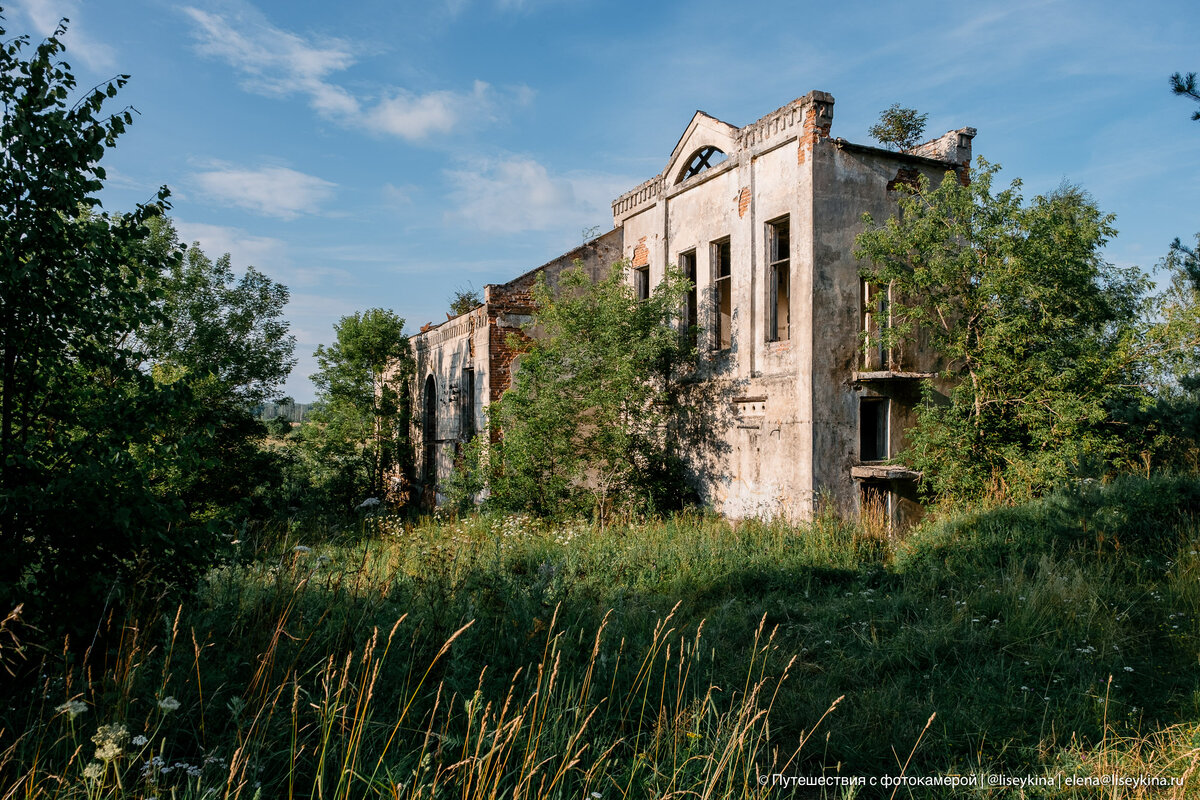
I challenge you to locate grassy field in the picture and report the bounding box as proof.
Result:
[3,474,1200,798]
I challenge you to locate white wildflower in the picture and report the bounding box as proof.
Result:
[56,699,87,719]
[356,497,381,510]
[1123,666,1134,673]
[292,545,312,555]
[83,762,104,781]
[92,723,129,761]
[132,735,148,747]
[158,696,181,713]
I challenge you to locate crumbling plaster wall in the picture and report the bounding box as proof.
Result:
[409,229,622,495]
[611,93,835,520]
[411,306,488,494]
[407,91,972,524]
[808,136,970,517]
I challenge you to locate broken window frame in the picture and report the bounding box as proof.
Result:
[679,249,698,349]
[678,145,727,182]
[859,395,890,462]
[860,278,892,370]
[711,238,732,351]
[766,216,790,342]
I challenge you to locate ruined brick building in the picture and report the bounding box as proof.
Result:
[409,90,974,524]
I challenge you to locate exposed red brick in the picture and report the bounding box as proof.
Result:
[886,167,920,193]
[632,236,649,268]
[797,99,832,166]
[737,187,750,218]
[483,283,537,409]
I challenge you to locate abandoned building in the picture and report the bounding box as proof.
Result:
[408,90,974,525]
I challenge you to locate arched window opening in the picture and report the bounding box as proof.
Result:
[423,375,437,483]
[677,146,727,183]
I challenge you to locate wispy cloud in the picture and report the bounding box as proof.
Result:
[446,155,630,234]
[173,220,289,271]
[181,4,527,142]
[181,5,360,117]
[12,0,116,71]
[366,80,494,141]
[191,165,337,220]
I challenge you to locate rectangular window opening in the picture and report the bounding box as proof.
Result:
[860,279,891,370]
[860,482,893,528]
[713,239,731,351]
[680,250,698,349]
[634,265,650,301]
[767,217,790,342]
[859,396,889,462]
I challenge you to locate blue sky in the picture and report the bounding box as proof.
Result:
[9,0,1199,401]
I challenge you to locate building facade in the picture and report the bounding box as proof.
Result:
[409,90,974,524]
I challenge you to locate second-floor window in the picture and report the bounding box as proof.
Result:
[767,217,790,342]
[680,249,697,349]
[712,239,731,350]
[634,265,650,301]
[860,396,889,462]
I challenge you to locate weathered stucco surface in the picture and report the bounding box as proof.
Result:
[406,91,973,524]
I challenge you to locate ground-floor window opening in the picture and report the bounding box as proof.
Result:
[423,374,437,483]
[461,368,475,439]
[859,481,893,531]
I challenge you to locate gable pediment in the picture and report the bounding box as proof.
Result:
[665,111,739,186]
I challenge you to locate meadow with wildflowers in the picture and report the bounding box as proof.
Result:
[1,473,1199,798]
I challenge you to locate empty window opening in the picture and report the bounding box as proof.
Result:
[767,217,790,341]
[423,375,437,482]
[461,368,475,439]
[680,250,698,348]
[713,239,732,350]
[860,481,893,528]
[678,146,727,182]
[861,279,891,370]
[859,396,889,462]
[634,265,650,301]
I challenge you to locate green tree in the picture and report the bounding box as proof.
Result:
[307,309,413,506]
[112,216,299,525]
[854,161,1149,501]
[486,262,695,520]
[135,216,296,406]
[0,18,221,629]
[868,103,929,151]
[448,284,481,317]
[1170,71,1200,121]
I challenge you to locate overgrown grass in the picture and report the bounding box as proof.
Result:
[3,474,1200,798]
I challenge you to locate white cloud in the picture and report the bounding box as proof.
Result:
[173,221,288,272]
[12,0,115,71]
[182,6,360,117]
[191,165,336,220]
[181,5,524,142]
[366,81,493,141]
[446,155,630,234]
